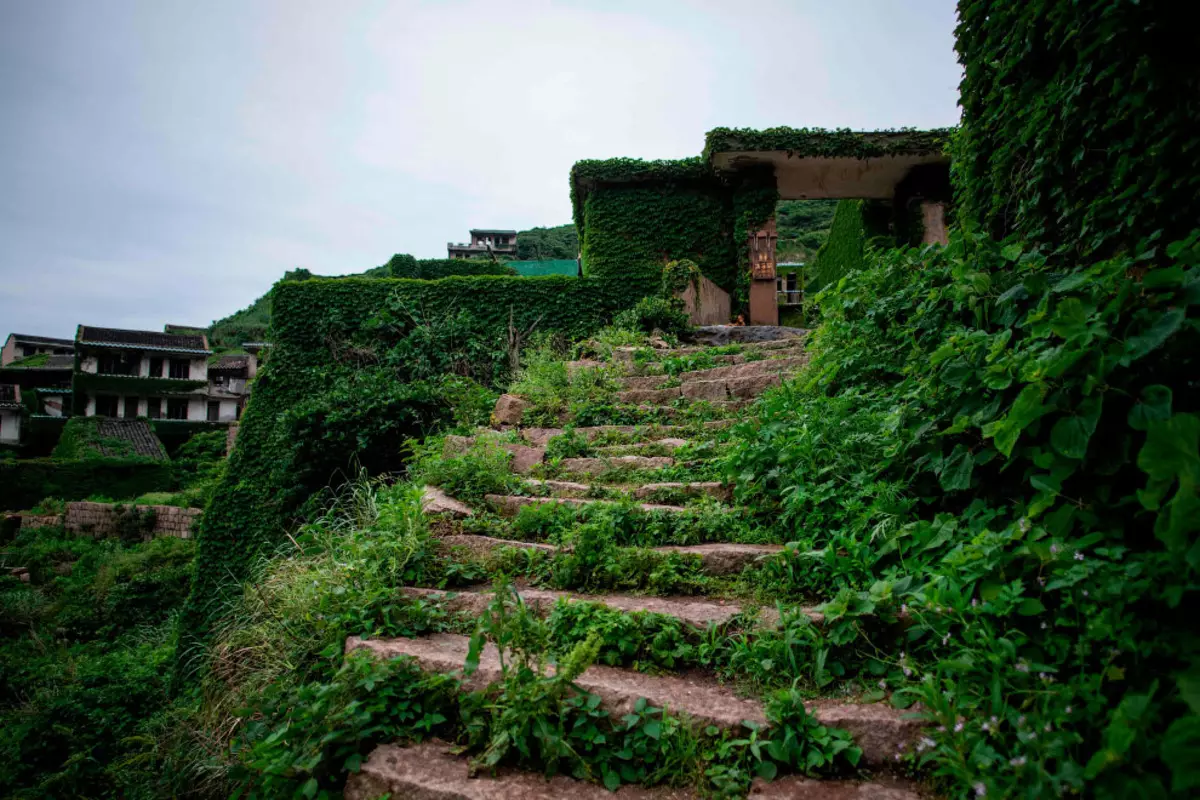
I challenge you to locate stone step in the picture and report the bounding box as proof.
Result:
[434,534,782,576]
[618,354,808,390]
[521,420,732,447]
[402,585,809,629]
[633,481,733,503]
[345,740,695,799]
[485,494,690,516]
[346,740,927,799]
[523,478,594,498]
[558,455,674,476]
[421,486,474,519]
[594,438,691,455]
[346,633,920,765]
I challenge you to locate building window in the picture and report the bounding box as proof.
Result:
[94,395,119,417]
[123,397,138,419]
[99,353,137,375]
[149,357,164,377]
[235,403,243,420]
[207,401,220,422]
[147,397,162,419]
[169,359,190,379]
[166,398,188,420]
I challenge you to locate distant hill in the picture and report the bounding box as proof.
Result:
[515,224,578,261]
[775,200,838,263]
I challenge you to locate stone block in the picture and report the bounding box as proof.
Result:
[491,394,528,426]
[680,379,728,401]
[502,444,544,474]
[727,373,781,398]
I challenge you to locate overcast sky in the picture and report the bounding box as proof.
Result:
[0,0,961,339]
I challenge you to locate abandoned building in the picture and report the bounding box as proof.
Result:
[0,384,21,444]
[74,325,213,420]
[1,333,74,367]
[447,229,518,259]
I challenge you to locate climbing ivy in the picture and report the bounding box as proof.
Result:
[954,0,1200,258]
[703,126,953,162]
[808,200,892,291]
[174,275,625,679]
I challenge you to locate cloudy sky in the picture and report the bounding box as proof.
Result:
[0,0,961,339]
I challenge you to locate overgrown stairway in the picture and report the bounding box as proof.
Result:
[346,326,930,798]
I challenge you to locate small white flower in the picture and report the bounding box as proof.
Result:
[901,604,908,613]
[1010,756,1026,767]
[943,634,951,645]
[1074,551,1084,561]
[903,667,913,677]
[1082,590,1089,597]
[895,753,902,761]
[1016,662,1030,673]
[1050,543,1060,554]
[1019,518,1031,533]
[920,737,936,750]
[1038,577,1046,586]
[1044,723,1052,732]
[955,721,965,732]
[1064,706,1072,715]
[1041,622,1048,630]
[974,782,987,797]
[971,598,979,607]
[878,679,887,689]
[982,722,991,732]
[1039,672,1047,680]
[1018,715,1026,725]
[938,725,946,732]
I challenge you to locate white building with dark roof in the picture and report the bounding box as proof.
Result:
[2,333,74,366]
[75,325,212,420]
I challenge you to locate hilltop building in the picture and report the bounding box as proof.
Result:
[447,229,517,259]
[74,326,213,420]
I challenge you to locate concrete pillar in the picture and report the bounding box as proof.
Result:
[748,219,779,326]
[921,201,949,245]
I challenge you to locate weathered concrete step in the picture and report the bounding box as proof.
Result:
[421,486,475,518]
[346,740,927,799]
[346,633,920,765]
[558,455,674,476]
[402,585,805,629]
[634,481,733,502]
[485,494,689,516]
[434,534,781,576]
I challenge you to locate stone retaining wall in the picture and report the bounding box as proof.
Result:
[12,502,202,539]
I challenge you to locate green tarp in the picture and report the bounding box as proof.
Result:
[506,259,579,277]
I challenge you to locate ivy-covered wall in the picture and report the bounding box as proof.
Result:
[175,275,622,676]
[809,200,893,290]
[381,255,517,279]
[954,0,1200,257]
[571,158,739,305]
[0,458,175,512]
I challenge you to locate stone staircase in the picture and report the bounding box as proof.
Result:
[345,327,930,798]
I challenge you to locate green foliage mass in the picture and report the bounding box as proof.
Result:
[382,254,517,279]
[702,126,953,162]
[52,416,167,461]
[775,199,837,262]
[0,533,197,798]
[725,230,1200,797]
[0,458,175,512]
[954,0,1200,258]
[176,275,625,675]
[516,224,579,261]
[808,200,892,291]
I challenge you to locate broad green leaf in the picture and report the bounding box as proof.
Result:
[1018,598,1046,616]
[1124,308,1185,363]
[940,444,975,491]
[1128,385,1172,431]
[1050,395,1103,459]
[1161,715,1200,792]
[1001,243,1023,262]
[1138,414,1200,484]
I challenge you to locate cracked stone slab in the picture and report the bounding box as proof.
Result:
[520,427,564,447]
[679,379,729,401]
[502,444,545,474]
[436,534,556,559]
[678,355,809,383]
[727,373,782,399]
[522,479,593,498]
[421,486,474,519]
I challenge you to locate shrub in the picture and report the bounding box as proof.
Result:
[613,296,690,337]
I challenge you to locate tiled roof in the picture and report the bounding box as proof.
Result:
[209,355,250,372]
[8,333,75,347]
[1,354,74,371]
[0,384,20,407]
[93,419,168,461]
[78,326,209,352]
[469,229,517,235]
